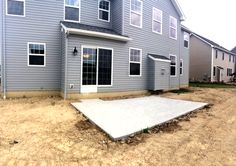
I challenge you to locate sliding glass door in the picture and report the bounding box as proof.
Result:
[81,46,112,93]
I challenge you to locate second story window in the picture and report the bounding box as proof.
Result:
[152,8,162,34]
[184,32,189,48]
[229,54,231,62]
[130,0,143,28]
[65,0,80,22]
[7,0,25,16]
[169,16,177,40]
[222,53,224,60]
[215,50,218,59]
[98,0,110,22]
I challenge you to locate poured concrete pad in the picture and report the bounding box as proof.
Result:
[72,96,208,140]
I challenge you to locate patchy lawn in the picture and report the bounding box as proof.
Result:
[0,88,236,165]
[190,82,236,89]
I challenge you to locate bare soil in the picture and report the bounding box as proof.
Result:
[0,88,236,165]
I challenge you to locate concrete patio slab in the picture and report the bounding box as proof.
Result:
[72,96,208,140]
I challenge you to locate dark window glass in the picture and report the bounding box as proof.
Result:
[98,49,112,85]
[171,66,176,76]
[99,10,109,21]
[7,0,24,16]
[130,63,140,75]
[184,40,188,48]
[99,0,110,21]
[65,7,79,21]
[82,48,97,85]
[213,67,216,76]
[29,56,44,66]
[99,0,109,10]
[215,50,218,59]
[222,53,224,60]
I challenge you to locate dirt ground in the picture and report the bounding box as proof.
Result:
[0,88,236,165]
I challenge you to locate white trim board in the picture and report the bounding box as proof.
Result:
[148,55,171,63]
[61,24,132,42]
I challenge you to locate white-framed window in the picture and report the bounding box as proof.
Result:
[233,56,235,62]
[222,53,224,60]
[213,66,216,76]
[129,48,142,76]
[227,68,232,76]
[152,7,162,34]
[6,0,25,16]
[180,59,183,75]
[130,0,143,28]
[184,32,189,48]
[98,0,110,22]
[229,54,231,62]
[64,0,80,22]
[170,54,177,76]
[169,16,177,40]
[28,42,46,67]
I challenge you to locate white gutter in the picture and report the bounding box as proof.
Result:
[61,23,132,42]
[148,55,171,63]
[2,0,6,99]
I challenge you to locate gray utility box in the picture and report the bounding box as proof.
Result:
[148,54,171,91]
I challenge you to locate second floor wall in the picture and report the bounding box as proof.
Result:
[2,0,183,41]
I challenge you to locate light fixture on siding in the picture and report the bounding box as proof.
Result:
[73,47,78,56]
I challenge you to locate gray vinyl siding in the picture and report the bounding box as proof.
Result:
[111,0,123,34]
[81,0,112,29]
[180,30,190,86]
[189,35,212,82]
[5,0,63,91]
[0,0,2,65]
[123,0,181,89]
[66,35,145,93]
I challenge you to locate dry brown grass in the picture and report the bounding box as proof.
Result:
[0,88,236,165]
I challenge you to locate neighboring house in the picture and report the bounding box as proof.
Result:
[190,33,236,82]
[1,0,189,99]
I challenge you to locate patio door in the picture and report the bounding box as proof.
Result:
[81,46,112,93]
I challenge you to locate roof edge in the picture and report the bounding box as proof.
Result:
[171,0,186,21]
[60,23,132,42]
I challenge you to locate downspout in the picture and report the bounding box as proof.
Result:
[64,33,68,100]
[210,47,214,82]
[2,0,6,99]
[178,22,181,89]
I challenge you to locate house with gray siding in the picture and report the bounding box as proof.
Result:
[1,0,189,99]
[190,33,236,82]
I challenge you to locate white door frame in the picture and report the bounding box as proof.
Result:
[80,45,113,93]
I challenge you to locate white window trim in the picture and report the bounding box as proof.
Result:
[152,7,162,35]
[169,16,177,40]
[180,59,183,76]
[80,45,113,87]
[6,0,25,17]
[130,0,143,28]
[129,47,142,77]
[64,0,81,23]
[170,54,177,77]
[184,32,189,49]
[98,0,110,22]
[27,42,46,67]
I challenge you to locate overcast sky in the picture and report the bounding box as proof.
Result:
[178,0,236,50]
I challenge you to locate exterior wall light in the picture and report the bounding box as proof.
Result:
[73,47,78,56]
